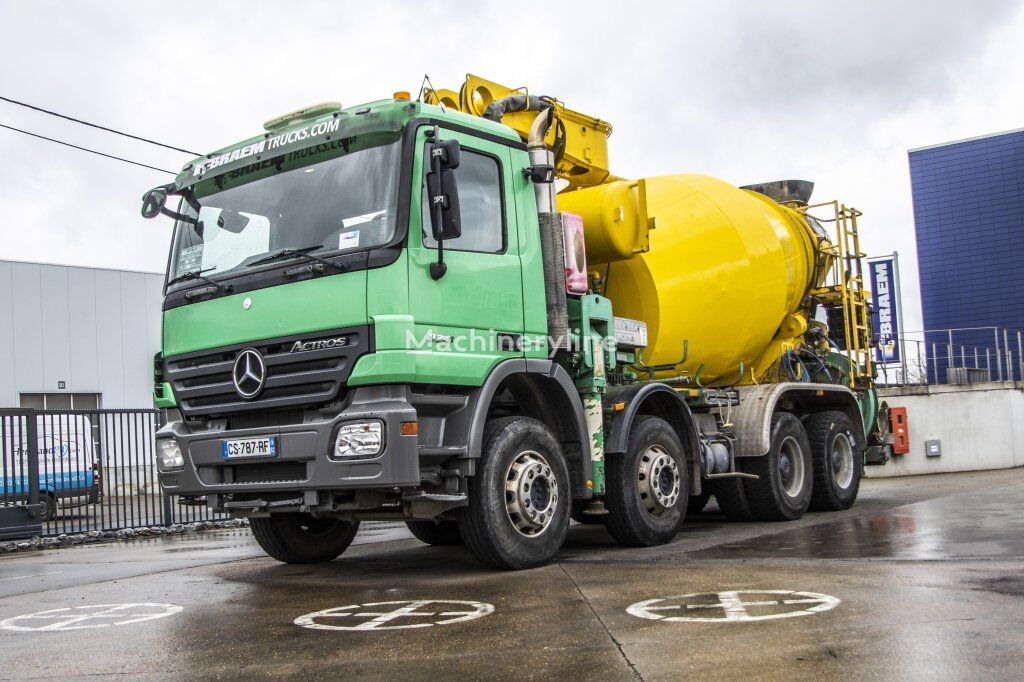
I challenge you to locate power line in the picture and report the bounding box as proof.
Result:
[0,95,200,156]
[0,122,175,174]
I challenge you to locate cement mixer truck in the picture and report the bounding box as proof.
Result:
[142,75,891,569]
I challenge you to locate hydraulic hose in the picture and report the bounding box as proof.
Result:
[482,95,547,123]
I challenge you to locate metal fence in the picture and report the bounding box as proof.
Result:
[0,408,223,539]
[876,326,1024,387]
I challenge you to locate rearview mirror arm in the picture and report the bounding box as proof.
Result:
[159,184,198,225]
[428,127,447,281]
[162,185,200,224]
[160,206,195,224]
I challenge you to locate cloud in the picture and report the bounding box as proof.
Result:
[1,0,1022,334]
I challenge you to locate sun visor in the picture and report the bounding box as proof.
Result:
[173,104,415,192]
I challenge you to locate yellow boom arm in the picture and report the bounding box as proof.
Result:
[423,74,614,189]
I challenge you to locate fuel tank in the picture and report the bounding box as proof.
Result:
[558,174,822,385]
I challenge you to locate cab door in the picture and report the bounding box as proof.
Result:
[408,127,525,383]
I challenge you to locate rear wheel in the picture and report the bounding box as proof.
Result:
[250,513,359,564]
[806,411,862,511]
[743,412,813,521]
[406,520,463,545]
[457,417,570,569]
[709,476,756,521]
[604,416,688,547]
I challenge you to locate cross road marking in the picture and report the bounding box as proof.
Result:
[294,600,495,631]
[627,590,840,623]
[0,603,183,632]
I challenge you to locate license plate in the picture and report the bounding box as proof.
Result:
[222,436,276,459]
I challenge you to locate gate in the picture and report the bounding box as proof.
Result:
[0,410,42,540]
[0,408,224,540]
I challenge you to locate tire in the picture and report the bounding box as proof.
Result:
[687,490,711,515]
[456,417,570,570]
[806,411,862,511]
[743,412,813,521]
[42,492,58,522]
[406,520,463,545]
[604,416,688,547]
[249,513,359,564]
[709,475,756,521]
[570,500,603,525]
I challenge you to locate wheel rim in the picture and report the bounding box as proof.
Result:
[831,432,855,489]
[778,436,805,498]
[638,445,681,518]
[505,450,558,537]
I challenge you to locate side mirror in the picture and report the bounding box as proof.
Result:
[432,138,461,170]
[426,167,462,241]
[425,135,462,280]
[141,186,169,219]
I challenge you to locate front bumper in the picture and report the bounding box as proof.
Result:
[157,386,419,497]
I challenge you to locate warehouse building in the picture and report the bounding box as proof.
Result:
[0,259,162,409]
[909,127,1024,381]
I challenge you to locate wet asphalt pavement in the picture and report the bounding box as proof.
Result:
[2,469,1023,680]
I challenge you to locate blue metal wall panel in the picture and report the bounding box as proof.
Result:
[909,130,1024,380]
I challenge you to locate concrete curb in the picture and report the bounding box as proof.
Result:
[0,518,250,554]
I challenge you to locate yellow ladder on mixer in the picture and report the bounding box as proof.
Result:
[806,201,874,388]
[836,204,874,387]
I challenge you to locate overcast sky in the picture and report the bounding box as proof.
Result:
[2,0,1023,333]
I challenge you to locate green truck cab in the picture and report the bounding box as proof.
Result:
[144,95,883,569]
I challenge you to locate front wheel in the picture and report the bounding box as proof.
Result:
[604,416,688,546]
[250,513,359,564]
[806,411,862,511]
[406,520,463,545]
[457,417,570,570]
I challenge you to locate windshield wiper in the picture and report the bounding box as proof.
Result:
[166,267,233,294]
[247,244,346,273]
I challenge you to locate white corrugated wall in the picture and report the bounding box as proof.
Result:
[0,259,163,408]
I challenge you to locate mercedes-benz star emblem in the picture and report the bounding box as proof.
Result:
[232,348,266,399]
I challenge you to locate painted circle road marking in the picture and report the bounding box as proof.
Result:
[0,603,183,632]
[627,590,840,623]
[295,600,495,631]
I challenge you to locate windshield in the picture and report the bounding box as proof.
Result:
[168,132,402,285]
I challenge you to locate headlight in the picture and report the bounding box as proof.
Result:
[333,420,384,459]
[158,439,184,469]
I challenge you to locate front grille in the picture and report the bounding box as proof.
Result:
[231,462,308,484]
[228,409,305,430]
[180,372,232,388]
[164,326,371,417]
[198,461,309,485]
[277,358,338,373]
[186,382,335,408]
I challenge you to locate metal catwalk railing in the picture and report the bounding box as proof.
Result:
[874,326,1024,386]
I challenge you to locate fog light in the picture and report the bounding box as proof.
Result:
[159,439,184,469]
[333,420,384,459]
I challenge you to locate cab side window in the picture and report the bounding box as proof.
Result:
[422,147,505,253]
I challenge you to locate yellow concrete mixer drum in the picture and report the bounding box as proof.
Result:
[561,174,826,385]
